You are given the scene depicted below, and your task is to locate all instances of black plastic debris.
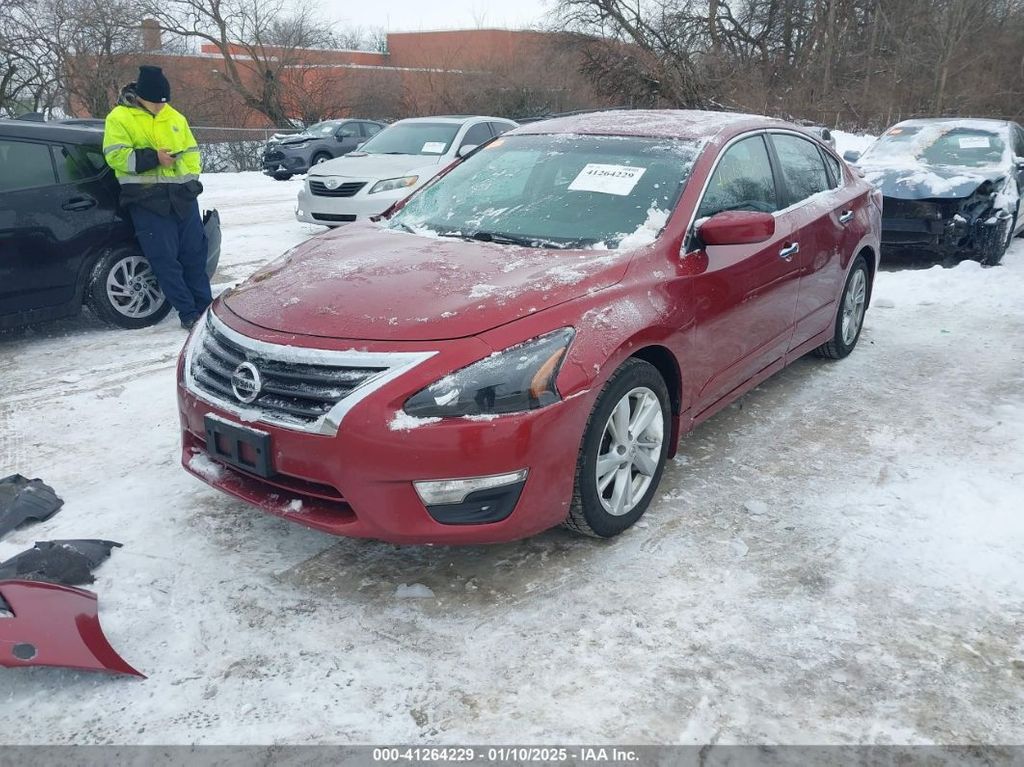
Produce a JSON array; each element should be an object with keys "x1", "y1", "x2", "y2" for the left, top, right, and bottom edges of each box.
[
  {"x1": 0, "y1": 540, "x2": 122, "y2": 586},
  {"x1": 0, "y1": 475, "x2": 64, "y2": 540}
]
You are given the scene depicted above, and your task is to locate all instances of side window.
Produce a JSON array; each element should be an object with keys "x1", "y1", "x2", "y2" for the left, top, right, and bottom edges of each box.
[
  {"x1": 335, "y1": 123, "x2": 359, "y2": 138},
  {"x1": 0, "y1": 139, "x2": 57, "y2": 192},
  {"x1": 459, "y1": 123, "x2": 492, "y2": 151},
  {"x1": 53, "y1": 144, "x2": 102, "y2": 183},
  {"x1": 772, "y1": 134, "x2": 831, "y2": 204},
  {"x1": 488, "y1": 121, "x2": 513, "y2": 137},
  {"x1": 361, "y1": 122, "x2": 383, "y2": 138},
  {"x1": 1014, "y1": 126, "x2": 1024, "y2": 157},
  {"x1": 821, "y1": 149, "x2": 843, "y2": 189},
  {"x1": 696, "y1": 135, "x2": 778, "y2": 219}
]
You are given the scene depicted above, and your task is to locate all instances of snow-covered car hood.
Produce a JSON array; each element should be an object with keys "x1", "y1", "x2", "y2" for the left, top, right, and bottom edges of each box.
[
  {"x1": 308, "y1": 152, "x2": 447, "y2": 181},
  {"x1": 222, "y1": 223, "x2": 632, "y2": 342},
  {"x1": 861, "y1": 162, "x2": 1006, "y2": 200}
]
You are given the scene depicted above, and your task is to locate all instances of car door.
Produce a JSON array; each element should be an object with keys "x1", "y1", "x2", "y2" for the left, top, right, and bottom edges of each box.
[
  {"x1": 768, "y1": 131, "x2": 868, "y2": 346},
  {"x1": 332, "y1": 122, "x2": 362, "y2": 157},
  {"x1": 0, "y1": 137, "x2": 85, "y2": 316},
  {"x1": 688, "y1": 133, "x2": 802, "y2": 413}
]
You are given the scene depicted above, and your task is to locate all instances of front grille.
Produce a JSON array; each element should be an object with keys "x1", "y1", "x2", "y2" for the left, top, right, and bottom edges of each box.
[
  {"x1": 190, "y1": 322, "x2": 388, "y2": 428},
  {"x1": 882, "y1": 197, "x2": 961, "y2": 220},
  {"x1": 264, "y1": 151, "x2": 285, "y2": 163},
  {"x1": 312, "y1": 213, "x2": 357, "y2": 223},
  {"x1": 309, "y1": 180, "x2": 366, "y2": 198}
]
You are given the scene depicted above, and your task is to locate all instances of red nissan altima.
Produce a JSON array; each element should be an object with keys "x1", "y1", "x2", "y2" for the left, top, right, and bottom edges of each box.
[{"x1": 177, "y1": 110, "x2": 881, "y2": 544}]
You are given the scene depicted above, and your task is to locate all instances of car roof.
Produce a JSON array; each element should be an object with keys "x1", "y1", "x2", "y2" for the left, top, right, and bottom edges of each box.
[
  {"x1": 0, "y1": 119, "x2": 104, "y2": 145},
  {"x1": 393, "y1": 116, "x2": 517, "y2": 126},
  {"x1": 508, "y1": 109, "x2": 789, "y2": 140},
  {"x1": 892, "y1": 117, "x2": 1013, "y2": 132}
]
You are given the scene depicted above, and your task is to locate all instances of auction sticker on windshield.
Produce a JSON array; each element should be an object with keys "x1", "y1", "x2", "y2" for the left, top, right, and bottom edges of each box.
[
  {"x1": 568, "y1": 164, "x2": 647, "y2": 196},
  {"x1": 422, "y1": 142, "x2": 447, "y2": 154},
  {"x1": 958, "y1": 136, "x2": 991, "y2": 149}
]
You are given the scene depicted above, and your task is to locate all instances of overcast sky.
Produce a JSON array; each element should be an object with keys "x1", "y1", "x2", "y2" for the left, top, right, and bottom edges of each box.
[{"x1": 320, "y1": 0, "x2": 553, "y2": 33}]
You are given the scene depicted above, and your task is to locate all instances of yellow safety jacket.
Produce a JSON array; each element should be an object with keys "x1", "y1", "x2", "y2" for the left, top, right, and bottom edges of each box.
[{"x1": 103, "y1": 103, "x2": 203, "y2": 216}]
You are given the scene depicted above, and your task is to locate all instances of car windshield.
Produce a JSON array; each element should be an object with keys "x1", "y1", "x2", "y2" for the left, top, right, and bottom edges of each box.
[
  {"x1": 359, "y1": 122, "x2": 461, "y2": 156},
  {"x1": 861, "y1": 124, "x2": 1008, "y2": 168},
  {"x1": 389, "y1": 134, "x2": 700, "y2": 249},
  {"x1": 303, "y1": 121, "x2": 342, "y2": 138}
]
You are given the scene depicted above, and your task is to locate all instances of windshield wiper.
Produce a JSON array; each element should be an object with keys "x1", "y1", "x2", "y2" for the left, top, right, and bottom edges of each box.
[
  {"x1": 439, "y1": 230, "x2": 572, "y2": 249},
  {"x1": 391, "y1": 221, "x2": 418, "y2": 234}
]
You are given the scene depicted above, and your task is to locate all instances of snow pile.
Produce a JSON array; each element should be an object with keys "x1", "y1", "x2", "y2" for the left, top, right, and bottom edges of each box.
[{"x1": 388, "y1": 410, "x2": 441, "y2": 431}]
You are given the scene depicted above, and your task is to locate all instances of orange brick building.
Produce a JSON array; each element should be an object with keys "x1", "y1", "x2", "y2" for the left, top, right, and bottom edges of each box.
[{"x1": 74, "y1": 27, "x2": 599, "y2": 127}]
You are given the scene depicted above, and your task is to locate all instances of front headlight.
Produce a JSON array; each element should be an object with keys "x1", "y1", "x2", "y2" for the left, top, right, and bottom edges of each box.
[
  {"x1": 289, "y1": 142, "x2": 308, "y2": 150},
  {"x1": 369, "y1": 176, "x2": 419, "y2": 194},
  {"x1": 404, "y1": 328, "x2": 575, "y2": 418}
]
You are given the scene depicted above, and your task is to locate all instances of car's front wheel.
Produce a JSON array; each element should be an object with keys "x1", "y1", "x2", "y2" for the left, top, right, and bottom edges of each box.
[
  {"x1": 565, "y1": 358, "x2": 671, "y2": 538},
  {"x1": 815, "y1": 254, "x2": 870, "y2": 360},
  {"x1": 311, "y1": 152, "x2": 332, "y2": 166},
  {"x1": 86, "y1": 250, "x2": 171, "y2": 329},
  {"x1": 271, "y1": 171, "x2": 292, "y2": 181}
]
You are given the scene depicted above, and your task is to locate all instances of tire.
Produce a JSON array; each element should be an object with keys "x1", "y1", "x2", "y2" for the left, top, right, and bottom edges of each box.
[
  {"x1": 564, "y1": 358, "x2": 671, "y2": 538},
  {"x1": 272, "y1": 171, "x2": 292, "y2": 181},
  {"x1": 311, "y1": 152, "x2": 332, "y2": 166},
  {"x1": 976, "y1": 211, "x2": 1014, "y2": 266},
  {"x1": 815, "y1": 253, "x2": 869, "y2": 360},
  {"x1": 85, "y1": 249, "x2": 171, "y2": 329}
]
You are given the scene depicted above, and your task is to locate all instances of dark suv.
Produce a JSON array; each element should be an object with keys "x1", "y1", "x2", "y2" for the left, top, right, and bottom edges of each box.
[
  {"x1": 262, "y1": 119, "x2": 386, "y2": 180},
  {"x1": 0, "y1": 120, "x2": 220, "y2": 330}
]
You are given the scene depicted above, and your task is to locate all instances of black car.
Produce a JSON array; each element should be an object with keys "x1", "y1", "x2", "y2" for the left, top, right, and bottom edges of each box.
[
  {"x1": 262, "y1": 119, "x2": 386, "y2": 180},
  {"x1": 846, "y1": 118, "x2": 1024, "y2": 265},
  {"x1": 0, "y1": 120, "x2": 220, "y2": 330}
]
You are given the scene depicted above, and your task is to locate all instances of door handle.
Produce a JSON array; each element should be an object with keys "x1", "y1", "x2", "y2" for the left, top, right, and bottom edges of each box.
[
  {"x1": 779, "y1": 242, "x2": 800, "y2": 260},
  {"x1": 62, "y1": 196, "x2": 97, "y2": 211},
  {"x1": 838, "y1": 210, "x2": 855, "y2": 224}
]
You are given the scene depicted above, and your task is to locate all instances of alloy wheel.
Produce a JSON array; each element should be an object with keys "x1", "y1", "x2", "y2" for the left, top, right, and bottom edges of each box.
[
  {"x1": 595, "y1": 386, "x2": 665, "y2": 517},
  {"x1": 841, "y1": 268, "x2": 867, "y2": 346},
  {"x1": 105, "y1": 256, "x2": 165, "y2": 319}
]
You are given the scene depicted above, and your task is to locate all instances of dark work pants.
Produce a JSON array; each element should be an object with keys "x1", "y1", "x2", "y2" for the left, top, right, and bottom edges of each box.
[{"x1": 129, "y1": 200, "x2": 212, "y2": 324}]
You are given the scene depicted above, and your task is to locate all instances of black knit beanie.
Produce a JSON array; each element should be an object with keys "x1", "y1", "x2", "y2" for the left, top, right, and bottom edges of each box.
[{"x1": 136, "y1": 65, "x2": 170, "y2": 103}]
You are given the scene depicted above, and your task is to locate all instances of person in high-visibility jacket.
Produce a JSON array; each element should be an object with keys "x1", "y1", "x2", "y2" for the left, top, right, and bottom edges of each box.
[{"x1": 103, "y1": 65, "x2": 211, "y2": 330}]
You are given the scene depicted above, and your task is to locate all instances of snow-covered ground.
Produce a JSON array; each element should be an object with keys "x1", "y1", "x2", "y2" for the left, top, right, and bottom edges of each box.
[{"x1": 1, "y1": 171, "x2": 1023, "y2": 745}]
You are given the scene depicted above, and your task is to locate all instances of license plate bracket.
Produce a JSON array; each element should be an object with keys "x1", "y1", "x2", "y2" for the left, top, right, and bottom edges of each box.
[{"x1": 203, "y1": 415, "x2": 273, "y2": 478}]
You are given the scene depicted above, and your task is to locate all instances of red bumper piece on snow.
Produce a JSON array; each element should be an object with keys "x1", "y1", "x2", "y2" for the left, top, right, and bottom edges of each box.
[{"x1": 0, "y1": 579, "x2": 144, "y2": 677}]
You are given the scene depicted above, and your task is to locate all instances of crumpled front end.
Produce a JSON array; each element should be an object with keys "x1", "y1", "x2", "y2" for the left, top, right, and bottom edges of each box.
[{"x1": 881, "y1": 178, "x2": 1015, "y2": 260}]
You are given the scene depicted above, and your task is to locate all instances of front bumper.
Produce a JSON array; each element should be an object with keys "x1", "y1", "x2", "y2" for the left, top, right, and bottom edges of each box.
[
  {"x1": 176, "y1": 312, "x2": 591, "y2": 544},
  {"x1": 295, "y1": 180, "x2": 412, "y2": 226},
  {"x1": 262, "y1": 152, "x2": 310, "y2": 176},
  {"x1": 880, "y1": 196, "x2": 1010, "y2": 256}
]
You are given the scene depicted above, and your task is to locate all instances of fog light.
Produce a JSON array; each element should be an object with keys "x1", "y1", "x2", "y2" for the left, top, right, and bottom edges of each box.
[{"x1": 415, "y1": 470, "x2": 528, "y2": 525}]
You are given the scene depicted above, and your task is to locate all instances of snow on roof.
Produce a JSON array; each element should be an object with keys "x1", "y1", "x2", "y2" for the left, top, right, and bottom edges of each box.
[
  {"x1": 893, "y1": 117, "x2": 1013, "y2": 132},
  {"x1": 510, "y1": 109, "x2": 787, "y2": 139}
]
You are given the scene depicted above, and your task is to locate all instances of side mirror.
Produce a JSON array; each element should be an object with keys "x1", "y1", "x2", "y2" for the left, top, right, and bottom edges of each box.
[
  {"x1": 843, "y1": 149, "x2": 861, "y2": 163},
  {"x1": 1015, "y1": 155, "x2": 1024, "y2": 171},
  {"x1": 457, "y1": 144, "x2": 478, "y2": 158},
  {"x1": 698, "y1": 211, "x2": 776, "y2": 247}
]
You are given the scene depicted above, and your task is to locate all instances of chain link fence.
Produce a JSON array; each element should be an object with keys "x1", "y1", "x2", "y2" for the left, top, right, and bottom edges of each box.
[{"x1": 191, "y1": 126, "x2": 301, "y2": 173}]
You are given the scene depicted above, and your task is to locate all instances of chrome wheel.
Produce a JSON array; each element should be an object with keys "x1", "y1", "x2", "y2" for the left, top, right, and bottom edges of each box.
[
  {"x1": 595, "y1": 386, "x2": 665, "y2": 517},
  {"x1": 841, "y1": 268, "x2": 867, "y2": 346},
  {"x1": 106, "y1": 256, "x2": 165, "y2": 319}
]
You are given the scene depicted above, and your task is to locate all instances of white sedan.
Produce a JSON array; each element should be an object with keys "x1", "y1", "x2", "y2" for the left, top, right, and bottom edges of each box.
[{"x1": 295, "y1": 115, "x2": 518, "y2": 226}]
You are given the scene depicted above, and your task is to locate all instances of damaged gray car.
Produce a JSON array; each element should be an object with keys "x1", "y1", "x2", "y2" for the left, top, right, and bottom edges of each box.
[{"x1": 845, "y1": 118, "x2": 1024, "y2": 265}]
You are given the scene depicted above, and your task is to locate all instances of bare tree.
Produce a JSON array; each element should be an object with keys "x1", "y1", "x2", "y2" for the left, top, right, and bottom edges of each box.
[{"x1": 140, "y1": 0, "x2": 340, "y2": 126}]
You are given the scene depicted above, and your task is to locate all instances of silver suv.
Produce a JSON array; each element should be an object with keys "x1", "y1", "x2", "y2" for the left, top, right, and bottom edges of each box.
[{"x1": 263, "y1": 119, "x2": 386, "y2": 180}]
